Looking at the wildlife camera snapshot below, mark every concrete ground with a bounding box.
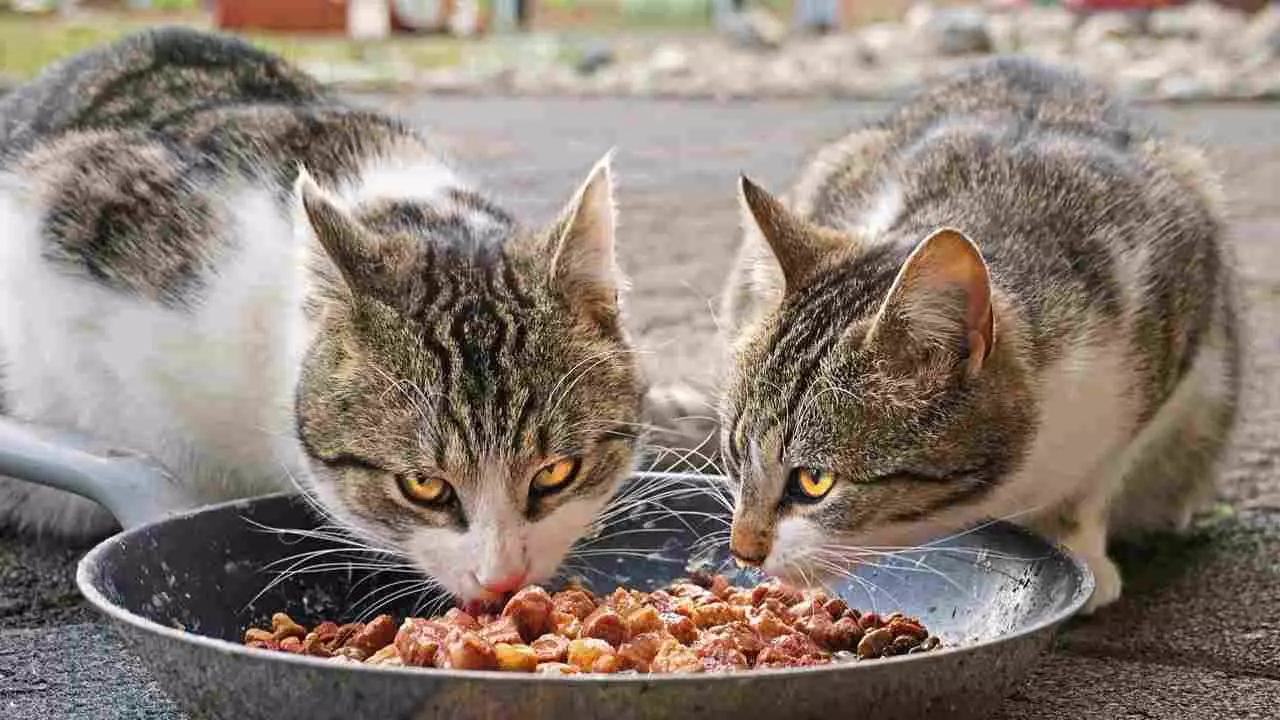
[1,97,1278,719]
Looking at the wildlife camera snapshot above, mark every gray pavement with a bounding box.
[1,98,1278,719]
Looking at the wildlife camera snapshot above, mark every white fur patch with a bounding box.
[856,180,903,241]
[0,179,309,533]
[343,154,466,206]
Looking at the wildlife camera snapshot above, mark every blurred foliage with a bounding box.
[0,13,465,82]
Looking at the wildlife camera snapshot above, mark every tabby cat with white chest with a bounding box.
[0,30,643,604]
[719,59,1239,612]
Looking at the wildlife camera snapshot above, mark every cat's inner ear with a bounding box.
[870,227,995,375]
[295,167,382,296]
[548,152,623,326]
[738,175,848,292]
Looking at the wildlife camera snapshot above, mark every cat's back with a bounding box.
[0,27,320,156]
[795,58,1233,409]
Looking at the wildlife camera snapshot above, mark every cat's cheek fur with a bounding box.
[405,493,610,602]
[763,515,825,582]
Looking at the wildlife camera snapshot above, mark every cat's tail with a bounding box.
[0,477,118,540]
[639,384,725,475]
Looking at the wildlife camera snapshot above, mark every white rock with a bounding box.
[648,45,692,76]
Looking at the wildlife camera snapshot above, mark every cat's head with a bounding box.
[291,155,643,603]
[723,178,1034,584]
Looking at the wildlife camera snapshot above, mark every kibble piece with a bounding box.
[302,632,333,658]
[332,623,363,649]
[364,645,401,665]
[829,616,864,651]
[592,653,626,674]
[244,628,274,644]
[691,601,737,629]
[661,612,698,645]
[625,606,663,636]
[333,645,368,662]
[892,634,920,654]
[530,633,571,664]
[270,613,306,642]
[478,616,523,646]
[348,615,398,656]
[444,632,497,670]
[567,637,615,670]
[494,643,539,672]
[313,621,340,644]
[617,632,664,673]
[650,638,704,674]
[581,606,628,647]
[278,636,303,653]
[887,618,928,641]
[443,608,480,631]
[552,589,597,620]
[857,627,894,659]
[503,586,554,642]
[823,598,848,619]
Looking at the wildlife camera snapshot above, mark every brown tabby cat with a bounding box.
[718,58,1239,612]
[0,29,644,605]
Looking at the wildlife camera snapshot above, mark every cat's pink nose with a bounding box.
[480,572,528,594]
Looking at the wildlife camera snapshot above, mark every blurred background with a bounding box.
[1,0,1277,101]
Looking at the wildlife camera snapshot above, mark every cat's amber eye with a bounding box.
[531,457,580,494]
[788,467,836,501]
[397,473,452,506]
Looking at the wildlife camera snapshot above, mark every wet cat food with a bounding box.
[242,574,941,673]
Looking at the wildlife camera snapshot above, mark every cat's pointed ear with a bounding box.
[869,227,995,376]
[548,151,623,326]
[738,176,848,292]
[295,167,380,295]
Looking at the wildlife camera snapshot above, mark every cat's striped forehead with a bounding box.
[724,244,905,464]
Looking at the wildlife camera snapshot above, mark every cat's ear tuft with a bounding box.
[295,167,378,295]
[738,175,846,292]
[548,151,624,326]
[870,227,995,375]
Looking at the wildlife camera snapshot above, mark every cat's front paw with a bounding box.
[1079,553,1123,615]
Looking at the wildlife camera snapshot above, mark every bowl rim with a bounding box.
[76,472,1095,685]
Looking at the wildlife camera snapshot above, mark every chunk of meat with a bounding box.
[697,621,764,659]
[699,646,749,672]
[552,589,597,620]
[530,633,571,663]
[551,611,582,640]
[395,619,450,668]
[567,638,615,670]
[750,580,803,607]
[617,632,665,673]
[690,602,738,629]
[581,607,628,647]
[494,643,539,672]
[650,638,704,674]
[660,612,698,645]
[502,586,554,642]
[443,608,481,631]
[625,606,664,636]
[747,608,791,641]
[478,616,524,646]
[348,616,398,657]
[443,632,497,670]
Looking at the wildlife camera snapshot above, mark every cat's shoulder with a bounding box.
[7,128,238,307]
[0,27,322,154]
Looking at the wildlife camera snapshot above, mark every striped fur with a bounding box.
[0,30,643,603]
[721,58,1239,613]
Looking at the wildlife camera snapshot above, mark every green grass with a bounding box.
[0,12,466,84]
